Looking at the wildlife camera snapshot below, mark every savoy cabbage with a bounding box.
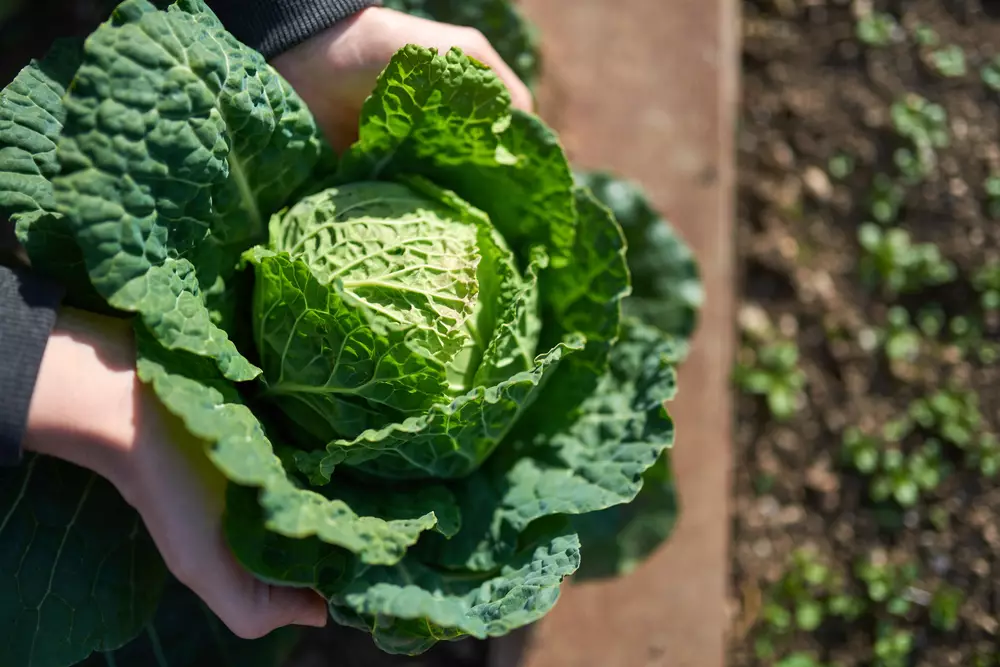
[0,0,701,663]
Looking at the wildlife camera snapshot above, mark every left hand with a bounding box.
[272,6,534,152]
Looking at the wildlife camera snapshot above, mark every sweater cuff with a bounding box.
[210,0,382,60]
[0,266,64,466]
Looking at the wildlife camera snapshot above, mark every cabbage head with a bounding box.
[0,0,691,661]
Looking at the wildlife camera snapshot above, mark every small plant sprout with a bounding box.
[912,23,939,47]
[890,94,949,179]
[927,45,967,78]
[856,556,919,617]
[870,441,947,507]
[869,174,905,224]
[736,340,807,421]
[843,420,944,506]
[764,548,859,637]
[828,153,856,180]
[967,432,1000,478]
[873,624,914,667]
[777,653,826,667]
[910,390,999,477]
[985,176,1000,219]
[930,584,964,632]
[909,388,983,449]
[858,224,957,295]
[916,305,947,337]
[974,259,1000,311]
[893,147,926,184]
[982,55,1000,92]
[856,12,902,46]
[843,427,881,475]
[881,306,921,363]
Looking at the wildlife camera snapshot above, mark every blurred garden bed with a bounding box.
[731,1,1000,665]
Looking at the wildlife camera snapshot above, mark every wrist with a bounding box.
[22,308,140,495]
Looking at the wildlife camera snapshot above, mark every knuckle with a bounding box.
[455,26,488,50]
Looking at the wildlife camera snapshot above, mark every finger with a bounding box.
[473,48,534,112]
[452,32,533,112]
[130,407,328,639]
[425,25,534,112]
[172,527,328,639]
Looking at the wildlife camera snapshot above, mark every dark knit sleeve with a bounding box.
[206,0,382,60]
[0,265,64,467]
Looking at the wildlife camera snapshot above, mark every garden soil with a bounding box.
[731,1,1000,665]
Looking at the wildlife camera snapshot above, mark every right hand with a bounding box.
[272,6,534,152]
[22,308,328,639]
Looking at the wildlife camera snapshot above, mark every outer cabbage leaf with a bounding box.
[133,326,458,567]
[381,0,541,87]
[0,37,109,311]
[79,577,300,667]
[52,0,326,381]
[328,519,580,655]
[576,170,703,356]
[571,449,679,580]
[419,318,677,573]
[337,45,577,269]
[0,454,166,667]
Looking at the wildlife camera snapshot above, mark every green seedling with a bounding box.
[754,472,776,495]
[882,416,914,442]
[927,45,967,77]
[858,224,957,295]
[916,305,947,337]
[910,389,999,477]
[869,441,946,507]
[891,95,949,148]
[843,421,944,507]
[843,427,881,475]
[912,23,939,46]
[974,259,1000,311]
[764,549,861,638]
[868,174,904,224]
[856,12,901,46]
[881,306,921,363]
[967,433,1000,478]
[909,388,983,449]
[736,341,806,421]
[828,153,855,180]
[986,176,1000,219]
[893,147,925,184]
[754,636,777,661]
[930,584,964,632]
[856,557,918,617]
[982,55,1000,92]
[777,653,826,667]
[873,624,914,667]
[890,94,949,179]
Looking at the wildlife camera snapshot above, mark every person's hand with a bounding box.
[22,308,327,640]
[272,6,534,151]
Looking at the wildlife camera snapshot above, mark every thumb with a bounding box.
[175,529,328,639]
